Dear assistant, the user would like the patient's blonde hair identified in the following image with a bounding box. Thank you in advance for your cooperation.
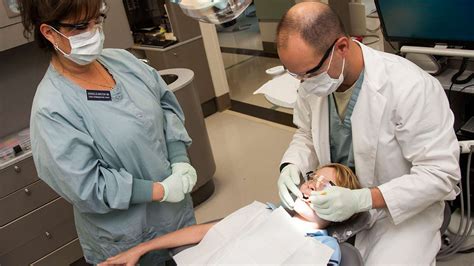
[316,163,361,189]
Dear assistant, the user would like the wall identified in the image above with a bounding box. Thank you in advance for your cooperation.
[254,0,294,52]
[199,22,230,99]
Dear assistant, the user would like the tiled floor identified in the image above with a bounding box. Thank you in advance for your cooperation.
[196,110,474,265]
[194,111,295,223]
[225,56,294,115]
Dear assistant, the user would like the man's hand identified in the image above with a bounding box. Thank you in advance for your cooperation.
[309,186,372,222]
[278,164,303,210]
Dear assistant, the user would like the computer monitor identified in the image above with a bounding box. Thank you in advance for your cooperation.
[375,0,474,48]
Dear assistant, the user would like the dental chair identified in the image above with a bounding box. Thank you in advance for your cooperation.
[339,242,364,266]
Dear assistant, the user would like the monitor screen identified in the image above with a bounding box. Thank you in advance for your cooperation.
[375,0,474,47]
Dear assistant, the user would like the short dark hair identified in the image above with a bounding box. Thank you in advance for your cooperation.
[18,0,103,52]
[277,4,347,54]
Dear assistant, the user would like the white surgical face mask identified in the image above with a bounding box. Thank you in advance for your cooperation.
[299,46,345,97]
[51,26,105,66]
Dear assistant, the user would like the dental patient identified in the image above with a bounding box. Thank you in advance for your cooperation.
[100,163,361,266]
[294,163,361,230]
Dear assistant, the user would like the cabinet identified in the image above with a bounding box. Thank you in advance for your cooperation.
[0,156,82,266]
[30,239,83,266]
[144,38,216,105]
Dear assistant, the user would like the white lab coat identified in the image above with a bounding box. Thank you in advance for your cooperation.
[281,43,461,264]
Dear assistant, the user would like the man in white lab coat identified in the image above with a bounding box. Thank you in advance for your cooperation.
[276,2,461,264]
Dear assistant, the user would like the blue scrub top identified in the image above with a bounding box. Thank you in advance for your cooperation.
[30,49,195,264]
[329,71,364,171]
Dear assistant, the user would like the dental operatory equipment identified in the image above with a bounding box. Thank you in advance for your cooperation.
[438,140,474,260]
[169,0,252,24]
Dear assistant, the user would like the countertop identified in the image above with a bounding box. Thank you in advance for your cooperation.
[132,36,202,52]
[159,68,195,92]
[0,150,32,171]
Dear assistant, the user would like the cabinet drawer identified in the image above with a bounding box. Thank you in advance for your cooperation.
[0,198,76,264]
[0,217,78,266]
[30,238,83,266]
[0,179,59,226]
[0,156,39,198]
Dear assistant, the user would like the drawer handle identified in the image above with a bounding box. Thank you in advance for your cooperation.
[45,231,52,239]
[24,188,31,195]
[14,165,21,173]
[173,52,178,56]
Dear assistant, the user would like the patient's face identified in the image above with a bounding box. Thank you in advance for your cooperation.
[299,167,337,198]
[293,167,336,228]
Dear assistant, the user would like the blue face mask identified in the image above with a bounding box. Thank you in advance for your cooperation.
[51,26,105,66]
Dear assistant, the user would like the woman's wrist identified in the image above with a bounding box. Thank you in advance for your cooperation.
[152,182,165,201]
[130,242,151,258]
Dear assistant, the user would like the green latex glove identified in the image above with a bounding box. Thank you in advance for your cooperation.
[171,162,197,193]
[309,187,372,222]
[278,164,303,210]
[159,173,186,203]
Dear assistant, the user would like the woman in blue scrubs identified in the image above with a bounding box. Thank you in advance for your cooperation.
[19,0,197,264]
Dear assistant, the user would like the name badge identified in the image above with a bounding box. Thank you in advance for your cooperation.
[86,90,112,101]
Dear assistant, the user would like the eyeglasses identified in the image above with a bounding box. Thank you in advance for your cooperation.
[300,172,335,200]
[53,13,106,32]
[286,39,338,80]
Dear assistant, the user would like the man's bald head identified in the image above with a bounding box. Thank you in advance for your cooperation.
[277,2,346,54]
